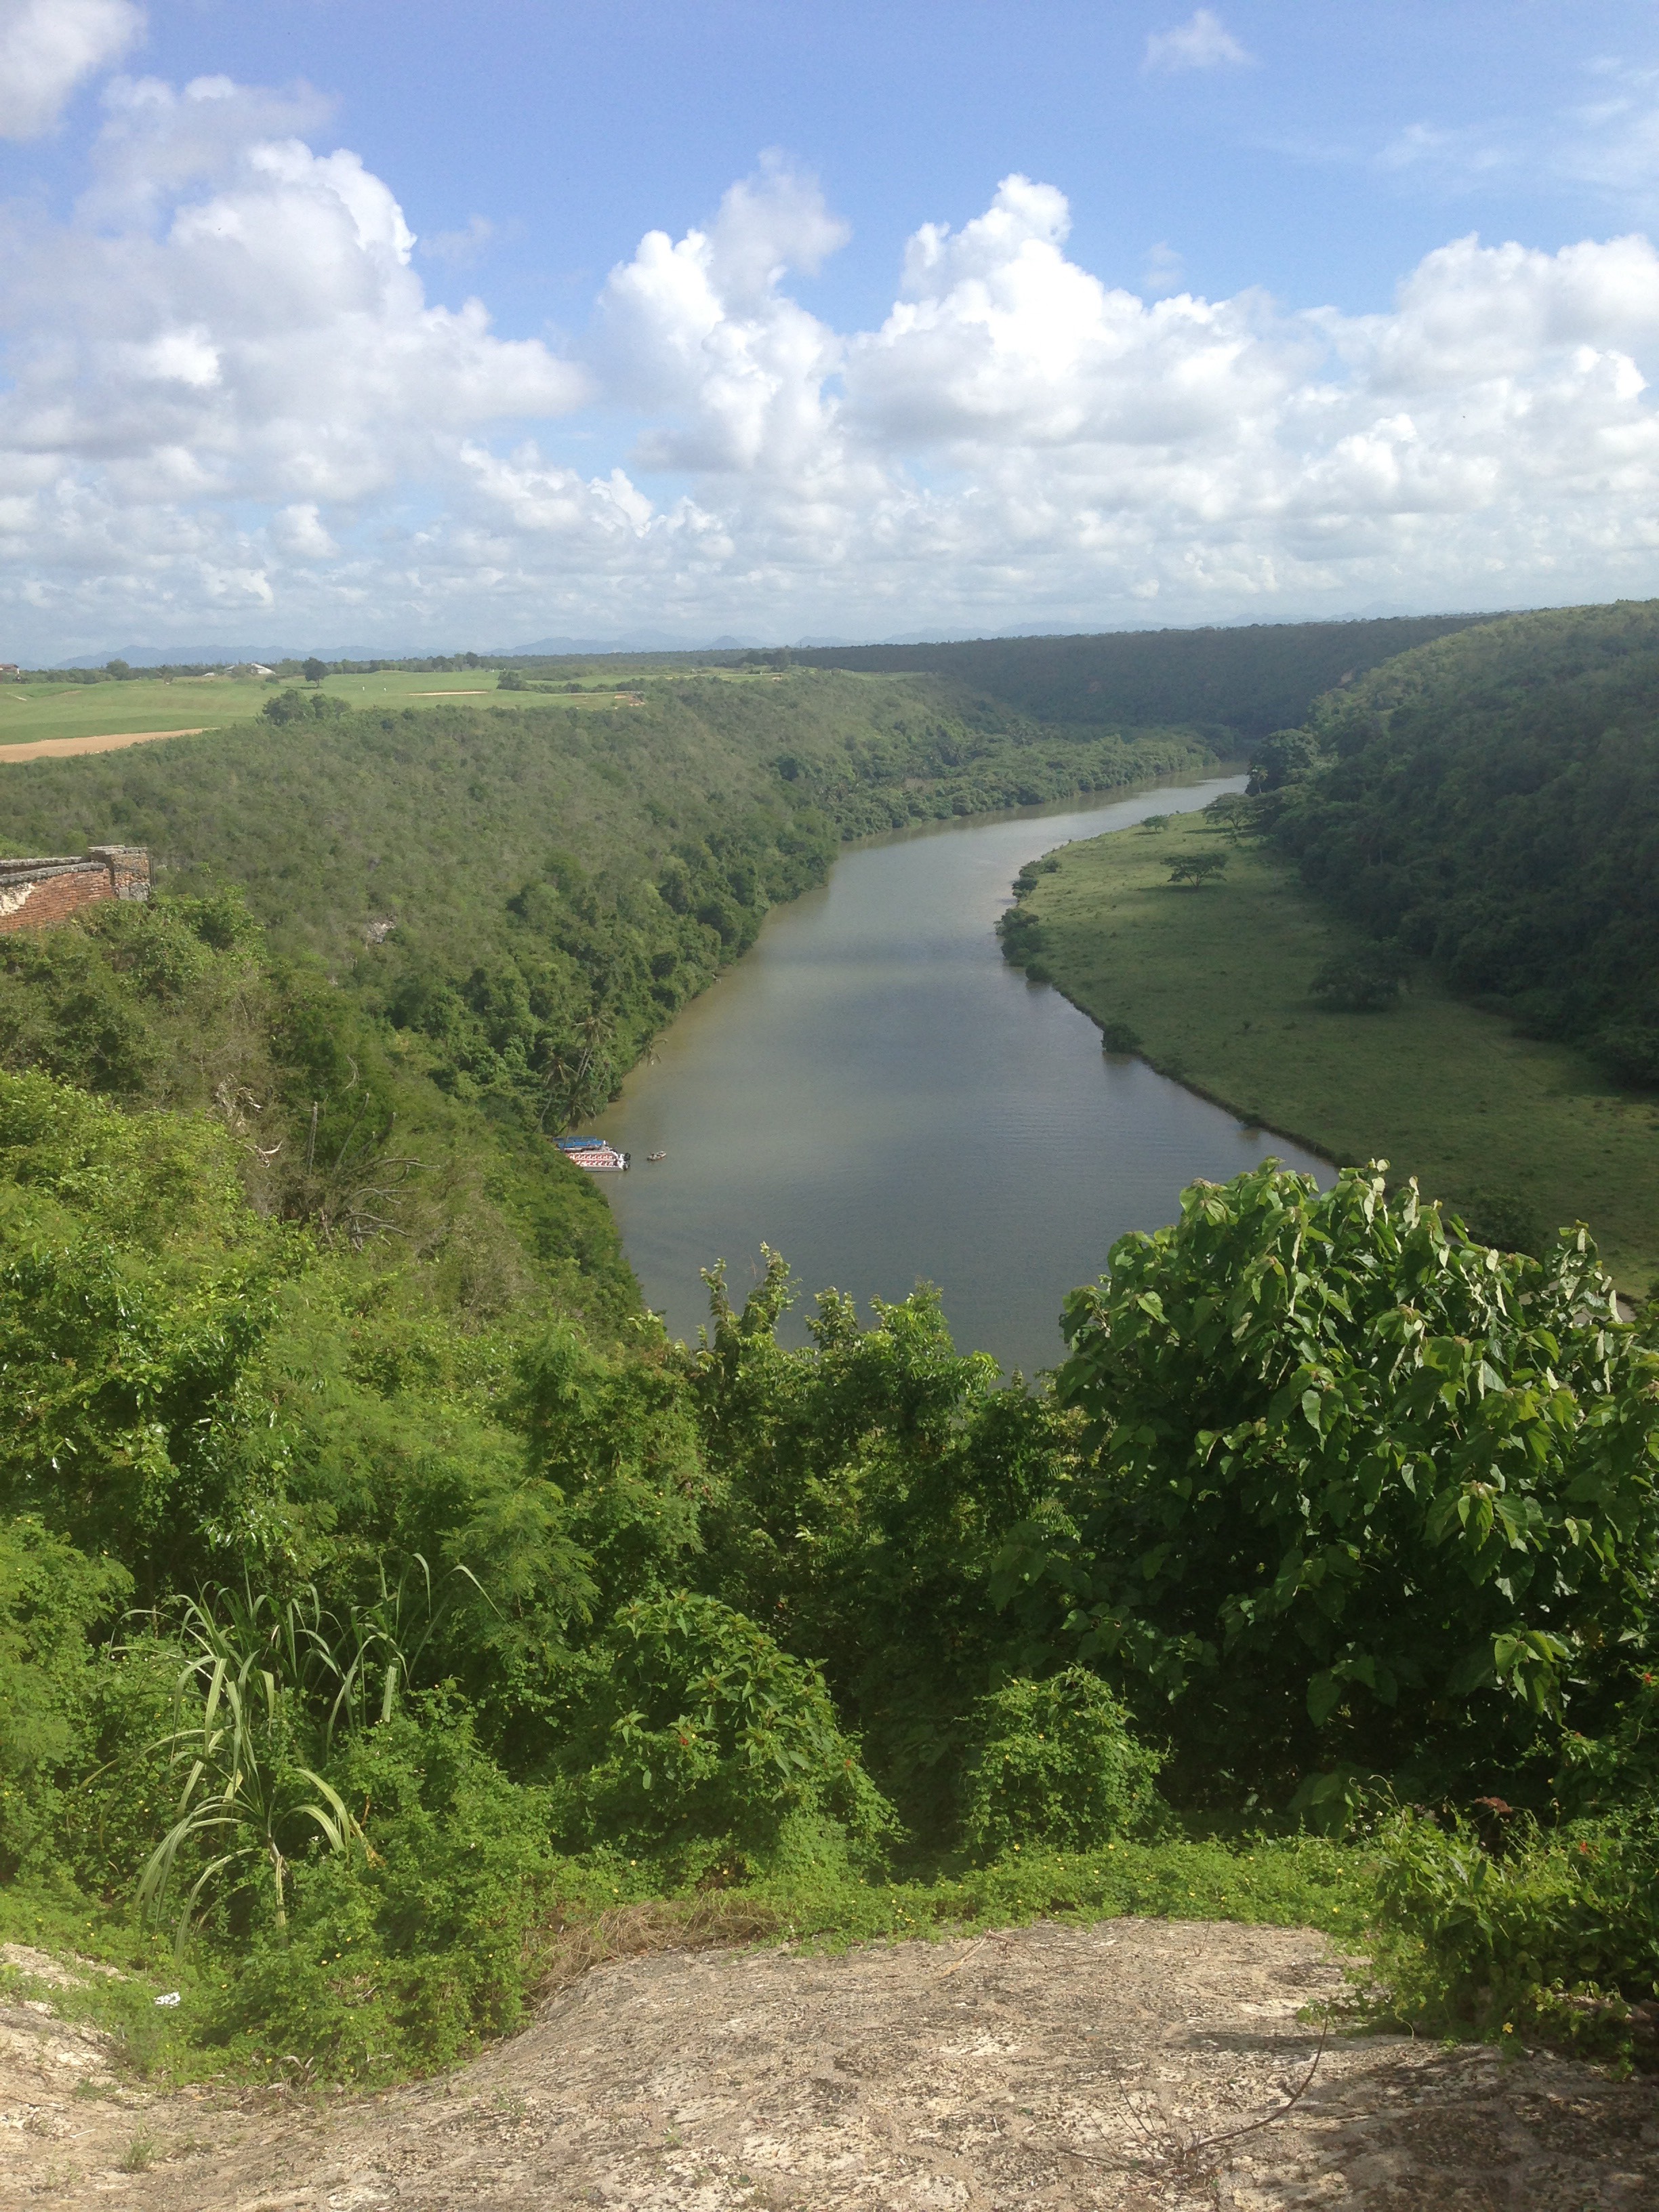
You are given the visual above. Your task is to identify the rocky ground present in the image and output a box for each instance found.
[3,1919,1657,2210]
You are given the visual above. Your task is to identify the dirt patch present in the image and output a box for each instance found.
[0,728,208,761]
[3,1919,1656,2208]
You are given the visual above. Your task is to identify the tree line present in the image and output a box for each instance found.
[1252,599,1659,1087]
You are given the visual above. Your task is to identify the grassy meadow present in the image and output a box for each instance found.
[0,661,811,750]
[1022,813,1659,1294]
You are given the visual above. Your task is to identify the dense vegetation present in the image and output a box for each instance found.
[4,612,1659,2087]
[1,672,1211,1134]
[798,614,1490,740]
[1000,806,1659,1286]
[1261,600,1659,1085]
[3,1000,1656,2076]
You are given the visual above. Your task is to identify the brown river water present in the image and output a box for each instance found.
[601,769,1329,1375]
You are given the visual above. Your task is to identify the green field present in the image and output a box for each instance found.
[1022,813,1659,1293]
[0,663,808,749]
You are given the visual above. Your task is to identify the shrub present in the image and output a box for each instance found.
[136,1591,365,1950]
[958,1669,1163,1858]
[201,1697,562,2081]
[1595,1019,1659,1089]
[0,1517,129,1878]
[1019,1161,1659,1804]
[1369,1801,1659,2051]
[1309,945,1409,1010]
[552,1591,896,1870]
[996,905,1044,966]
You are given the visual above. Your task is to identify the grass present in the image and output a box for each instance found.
[0,1835,1373,2088]
[1021,815,1659,1293]
[0,664,870,750]
[0,1881,205,2083]
[739,1835,1372,1951]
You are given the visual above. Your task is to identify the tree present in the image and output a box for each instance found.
[1248,727,1325,793]
[262,688,348,725]
[1309,945,1409,1010]
[302,657,327,687]
[1203,794,1256,844]
[998,1162,1659,1802]
[1164,852,1228,888]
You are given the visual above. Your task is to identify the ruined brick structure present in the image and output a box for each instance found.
[0,846,150,933]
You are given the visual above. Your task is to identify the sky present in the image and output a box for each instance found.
[7,3,1659,657]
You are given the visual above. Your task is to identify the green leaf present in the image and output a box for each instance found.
[1307,1670,1343,1727]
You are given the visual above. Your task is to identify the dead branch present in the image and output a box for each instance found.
[1185,2014,1330,2156]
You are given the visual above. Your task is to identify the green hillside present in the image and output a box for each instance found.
[1008,812,1659,1289]
[796,613,1492,738]
[1,607,1658,2087]
[0,672,1212,1136]
[1007,599,1659,1289]
[1277,598,1659,1080]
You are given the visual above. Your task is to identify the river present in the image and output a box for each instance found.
[601,770,1330,1375]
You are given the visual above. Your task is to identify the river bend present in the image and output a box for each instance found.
[602,771,1329,1374]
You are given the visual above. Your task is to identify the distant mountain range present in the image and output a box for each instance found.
[55,644,397,669]
[52,625,1143,670]
[54,634,749,666]
[52,610,1455,672]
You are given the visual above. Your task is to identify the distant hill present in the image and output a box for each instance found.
[795,615,1497,741]
[49,614,1498,711]
[1273,598,1659,1083]
[54,642,398,669]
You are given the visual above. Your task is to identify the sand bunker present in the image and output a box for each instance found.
[0,727,209,762]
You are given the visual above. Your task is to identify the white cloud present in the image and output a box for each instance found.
[567,173,1659,635]
[424,214,495,270]
[593,157,848,474]
[1555,65,1659,199]
[270,503,338,559]
[0,0,142,140]
[1144,10,1252,75]
[0,76,588,642]
[1379,62,1659,213]
[6,100,1659,653]
[1143,241,1186,296]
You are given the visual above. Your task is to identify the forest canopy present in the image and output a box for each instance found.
[3,607,1659,2085]
[1259,598,1659,1084]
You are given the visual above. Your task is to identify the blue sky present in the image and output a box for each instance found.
[5,1,1659,654]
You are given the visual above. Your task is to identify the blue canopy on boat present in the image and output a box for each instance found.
[557,1136,606,1151]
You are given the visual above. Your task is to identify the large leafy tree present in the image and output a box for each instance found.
[996,1162,1659,1803]
[682,1253,1073,1824]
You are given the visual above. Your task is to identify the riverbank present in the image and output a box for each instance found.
[1017,813,1659,1293]
[602,775,1326,1371]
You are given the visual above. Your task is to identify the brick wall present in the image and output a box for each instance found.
[0,848,151,935]
[87,846,150,901]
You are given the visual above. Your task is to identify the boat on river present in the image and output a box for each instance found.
[556,1136,630,1170]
